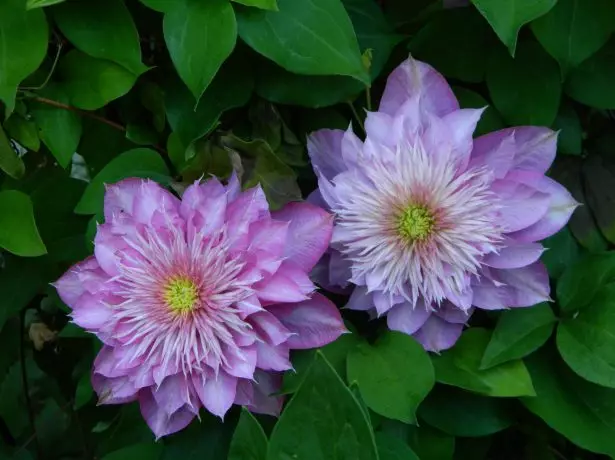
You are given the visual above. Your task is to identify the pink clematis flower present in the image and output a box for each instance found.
[55,176,344,438]
[308,56,578,352]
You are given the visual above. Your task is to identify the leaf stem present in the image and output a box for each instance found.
[347,101,365,133]
[19,39,64,92]
[30,96,126,132]
[365,86,372,112]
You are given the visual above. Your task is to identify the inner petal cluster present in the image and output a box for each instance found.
[164,276,199,314]
[397,204,435,242]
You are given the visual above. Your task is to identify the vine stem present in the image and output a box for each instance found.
[19,312,42,460]
[31,96,126,132]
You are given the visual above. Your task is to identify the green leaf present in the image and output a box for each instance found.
[164,0,237,102]
[410,7,494,83]
[268,352,378,460]
[582,155,615,243]
[166,55,254,148]
[31,84,82,168]
[0,363,29,438]
[552,103,582,155]
[3,113,39,152]
[0,190,47,257]
[57,50,138,110]
[138,0,173,12]
[162,412,235,460]
[419,386,515,437]
[27,0,66,9]
[480,303,556,369]
[103,443,163,460]
[53,0,146,75]
[470,0,556,55]
[541,226,581,279]
[256,0,399,107]
[236,0,369,84]
[556,252,615,312]
[521,347,615,458]
[375,432,419,460]
[232,0,278,10]
[228,408,267,460]
[74,373,93,409]
[452,87,504,137]
[432,328,536,397]
[282,331,360,393]
[407,425,455,460]
[0,0,48,114]
[565,38,615,109]
[487,40,561,126]
[347,331,434,423]
[531,0,615,75]
[140,82,166,133]
[0,257,49,329]
[74,148,170,215]
[0,123,25,179]
[557,283,615,388]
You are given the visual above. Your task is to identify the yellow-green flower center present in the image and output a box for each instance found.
[397,205,435,241]
[164,277,199,313]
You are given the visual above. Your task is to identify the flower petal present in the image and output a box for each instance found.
[483,242,545,269]
[387,301,431,335]
[270,293,346,349]
[255,262,315,304]
[307,129,346,181]
[379,56,459,118]
[412,315,464,352]
[139,390,195,439]
[153,374,193,416]
[103,178,142,221]
[245,370,284,417]
[193,371,237,419]
[272,202,333,272]
[256,341,292,371]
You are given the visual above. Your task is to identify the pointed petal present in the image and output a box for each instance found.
[246,370,284,417]
[103,178,142,221]
[379,56,459,117]
[387,301,431,335]
[153,374,191,416]
[307,129,346,180]
[483,242,545,269]
[193,371,237,419]
[272,202,333,272]
[256,341,292,371]
[270,293,346,349]
[249,311,293,346]
[255,263,314,304]
[139,391,195,439]
[412,315,464,352]
[493,262,551,307]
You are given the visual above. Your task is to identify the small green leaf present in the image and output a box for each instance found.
[27,0,66,9]
[487,40,561,127]
[582,155,615,243]
[228,408,267,460]
[347,331,434,423]
[375,432,419,460]
[522,347,615,458]
[232,0,278,10]
[0,257,50,330]
[410,7,494,83]
[166,55,254,148]
[31,84,82,168]
[74,373,93,409]
[541,227,581,279]
[237,0,369,84]
[452,87,504,137]
[557,252,615,313]
[470,0,556,55]
[0,0,48,114]
[557,283,615,388]
[53,0,147,75]
[164,0,237,102]
[0,123,25,178]
[103,443,163,460]
[565,38,615,109]
[3,114,39,152]
[138,0,173,12]
[75,148,170,215]
[531,0,615,75]
[432,328,536,397]
[419,386,515,437]
[552,104,582,155]
[480,304,556,369]
[268,353,378,460]
[57,50,137,110]
[0,190,47,257]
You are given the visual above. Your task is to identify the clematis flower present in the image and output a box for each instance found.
[308,56,577,352]
[55,176,344,438]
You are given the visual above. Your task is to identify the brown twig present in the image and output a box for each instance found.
[31,96,126,132]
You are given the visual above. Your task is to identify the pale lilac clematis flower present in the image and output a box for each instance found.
[55,176,345,438]
[308,56,577,352]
